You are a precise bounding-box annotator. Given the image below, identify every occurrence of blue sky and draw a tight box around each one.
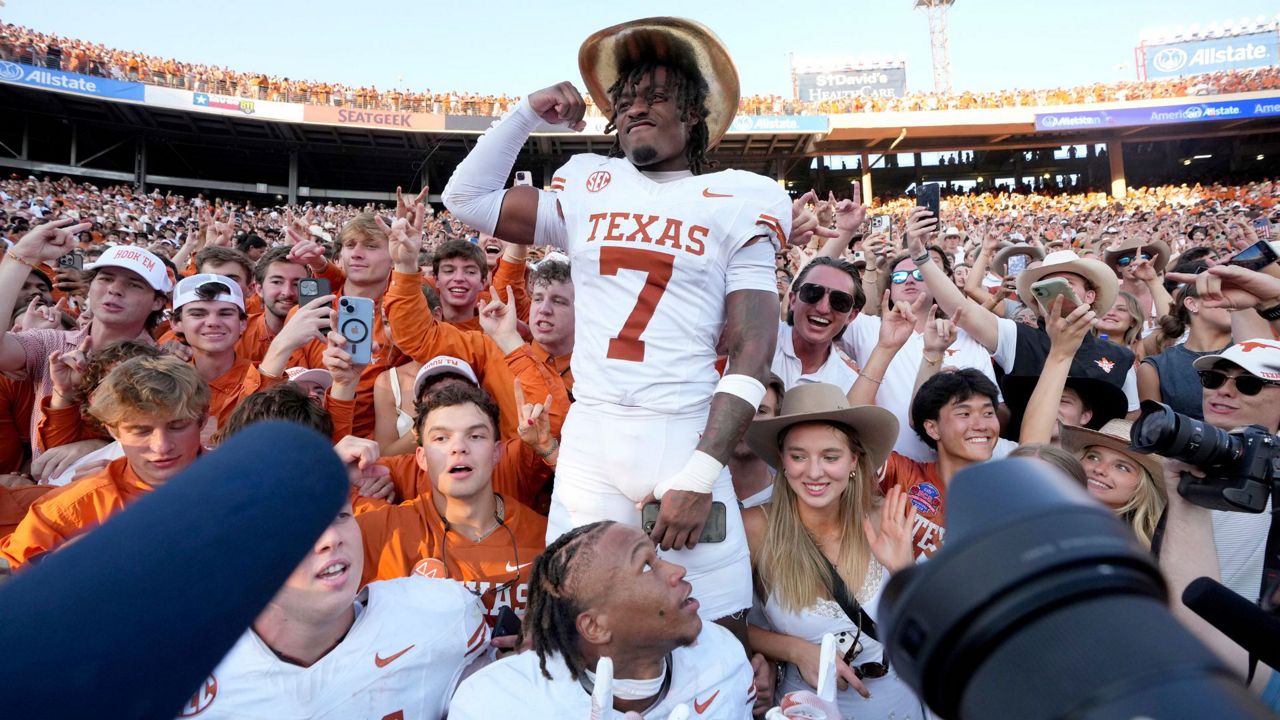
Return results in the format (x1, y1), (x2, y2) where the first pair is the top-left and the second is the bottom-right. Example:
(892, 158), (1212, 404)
(6, 1), (1279, 96)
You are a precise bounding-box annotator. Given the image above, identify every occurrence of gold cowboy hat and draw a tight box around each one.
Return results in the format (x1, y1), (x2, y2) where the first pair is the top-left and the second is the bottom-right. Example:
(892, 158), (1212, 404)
(578, 17), (740, 148)
(745, 383), (899, 472)
(1015, 249), (1118, 315)
(1060, 418), (1166, 482)
(1103, 237), (1171, 274)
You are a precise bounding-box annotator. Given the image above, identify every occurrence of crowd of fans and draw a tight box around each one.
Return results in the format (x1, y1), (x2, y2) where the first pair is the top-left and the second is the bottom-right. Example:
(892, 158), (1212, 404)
(5, 23), (1280, 117)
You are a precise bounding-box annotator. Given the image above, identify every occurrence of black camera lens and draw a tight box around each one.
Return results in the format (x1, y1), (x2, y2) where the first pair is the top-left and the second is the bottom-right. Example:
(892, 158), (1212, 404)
(1130, 400), (1242, 470)
(299, 280), (316, 293)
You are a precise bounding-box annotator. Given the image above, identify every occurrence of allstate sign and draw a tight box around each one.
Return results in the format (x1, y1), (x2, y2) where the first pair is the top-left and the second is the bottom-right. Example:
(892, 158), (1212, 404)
(0, 60), (145, 100)
(1143, 31), (1278, 79)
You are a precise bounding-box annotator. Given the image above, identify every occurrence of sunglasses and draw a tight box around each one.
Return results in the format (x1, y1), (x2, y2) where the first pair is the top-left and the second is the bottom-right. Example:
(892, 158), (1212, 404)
(890, 269), (924, 284)
(844, 611), (889, 680)
(1197, 369), (1280, 396)
(797, 283), (855, 313)
(1116, 253), (1149, 267)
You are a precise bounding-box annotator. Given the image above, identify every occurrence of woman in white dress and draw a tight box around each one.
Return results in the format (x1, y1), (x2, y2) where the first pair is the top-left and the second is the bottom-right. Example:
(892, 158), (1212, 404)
(742, 382), (925, 719)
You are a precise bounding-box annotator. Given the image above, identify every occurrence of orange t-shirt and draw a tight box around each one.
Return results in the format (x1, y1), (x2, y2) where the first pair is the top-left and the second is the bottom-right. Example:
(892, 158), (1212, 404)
(202, 355), (278, 432)
(357, 492), (547, 625)
(0, 457), (153, 569)
(235, 313), (276, 363)
(880, 452), (946, 559)
(0, 484), (56, 541)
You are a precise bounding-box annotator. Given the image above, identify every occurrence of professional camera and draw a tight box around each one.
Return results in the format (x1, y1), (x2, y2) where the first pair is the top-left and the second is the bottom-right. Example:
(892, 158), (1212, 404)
(880, 458), (1271, 720)
(1129, 399), (1279, 513)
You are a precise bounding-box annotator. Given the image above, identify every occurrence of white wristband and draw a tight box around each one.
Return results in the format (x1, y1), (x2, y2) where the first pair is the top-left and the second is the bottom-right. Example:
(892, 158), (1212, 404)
(715, 373), (766, 409)
(653, 450), (723, 499)
(441, 100), (541, 235)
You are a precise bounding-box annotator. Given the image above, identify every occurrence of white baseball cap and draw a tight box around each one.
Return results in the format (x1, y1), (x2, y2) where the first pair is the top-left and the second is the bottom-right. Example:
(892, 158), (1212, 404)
(285, 366), (333, 389)
(943, 226), (964, 237)
(1193, 339), (1280, 381)
(85, 245), (173, 292)
(173, 273), (246, 311)
(412, 355), (480, 398)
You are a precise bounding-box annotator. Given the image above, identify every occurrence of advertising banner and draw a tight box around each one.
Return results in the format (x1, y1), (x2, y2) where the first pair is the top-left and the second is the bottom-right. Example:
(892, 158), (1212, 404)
(1141, 31), (1279, 79)
(144, 86), (303, 122)
(303, 105), (444, 131)
(795, 66), (906, 103)
(728, 115), (829, 134)
(0, 60), (144, 101)
(1034, 93), (1280, 131)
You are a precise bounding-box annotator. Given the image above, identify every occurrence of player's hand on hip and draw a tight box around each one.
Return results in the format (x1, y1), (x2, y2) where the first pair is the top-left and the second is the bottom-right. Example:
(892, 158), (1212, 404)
(527, 82), (587, 131)
(640, 489), (712, 551)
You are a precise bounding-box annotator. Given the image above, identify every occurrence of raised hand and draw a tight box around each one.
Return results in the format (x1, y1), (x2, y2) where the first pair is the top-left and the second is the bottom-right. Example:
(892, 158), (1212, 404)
(876, 289), (917, 350)
(48, 333), (93, 408)
(514, 377), (555, 458)
(1167, 265), (1280, 311)
(833, 183), (867, 237)
(13, 297), (67, 333)
(863, 484), (918, 572)
(1045, 296), (1096, 358)
(322, 330), (363, 400)
(791, 191), (841, 246)
(527, 82), (587, 131)
(1130, 255), (1159, 283)
(9, 217), (92, 265)
(479, 286), (521, 352)
(922, 304), (957, 359)
(904, 206), (938, 259)
(376, 211), (423, 274)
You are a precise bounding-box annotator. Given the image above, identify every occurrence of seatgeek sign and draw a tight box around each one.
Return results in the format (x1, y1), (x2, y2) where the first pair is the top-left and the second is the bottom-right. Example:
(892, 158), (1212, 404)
(1141, 32), (1279, 79)
(1035, 94), (1280, 131)
(0, 60), (144, 101)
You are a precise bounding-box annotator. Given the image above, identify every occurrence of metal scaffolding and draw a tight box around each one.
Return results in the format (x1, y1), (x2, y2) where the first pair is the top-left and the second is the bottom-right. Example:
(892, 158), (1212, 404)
(914, 0), (956, 94)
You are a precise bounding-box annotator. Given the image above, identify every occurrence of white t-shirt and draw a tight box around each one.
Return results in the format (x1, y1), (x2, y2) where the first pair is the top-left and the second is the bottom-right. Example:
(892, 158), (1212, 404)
(547, 154), (790, 413)
(839, 313), (1002, 461)
(1212, 499), (1271, 602)
(449, 622), (754, 720)
(994, 317), (1139, 411)
(772, 324), (859, 394)
(183, 577), (489, 720)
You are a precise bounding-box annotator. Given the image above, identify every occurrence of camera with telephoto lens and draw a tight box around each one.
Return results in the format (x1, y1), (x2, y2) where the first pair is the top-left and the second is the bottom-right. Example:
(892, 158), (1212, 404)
(1129, 399), (1279, 513)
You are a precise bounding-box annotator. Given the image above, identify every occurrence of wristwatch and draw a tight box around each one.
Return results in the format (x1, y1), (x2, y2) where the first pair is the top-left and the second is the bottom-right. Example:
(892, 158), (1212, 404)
(1258, 302), (1280, 321)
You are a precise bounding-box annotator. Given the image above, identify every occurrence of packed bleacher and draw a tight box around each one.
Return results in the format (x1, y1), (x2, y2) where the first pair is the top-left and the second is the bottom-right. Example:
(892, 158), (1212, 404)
(3, 13), (1280, 720)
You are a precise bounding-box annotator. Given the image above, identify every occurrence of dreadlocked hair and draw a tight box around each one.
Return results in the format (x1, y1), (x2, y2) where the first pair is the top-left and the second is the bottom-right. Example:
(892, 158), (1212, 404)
(522, 520), (614, 681)
(604, 62), (714, 175)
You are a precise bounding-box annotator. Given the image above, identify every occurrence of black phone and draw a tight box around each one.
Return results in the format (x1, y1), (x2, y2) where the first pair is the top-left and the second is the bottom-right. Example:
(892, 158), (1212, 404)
(641, 501), (728, 544)
(297, 277), (331, 335)
(493, 605), (522, 639)
(917, 183), (941, 221)
(1228, 239), (1280, 278)
(56, 252), (83, 271)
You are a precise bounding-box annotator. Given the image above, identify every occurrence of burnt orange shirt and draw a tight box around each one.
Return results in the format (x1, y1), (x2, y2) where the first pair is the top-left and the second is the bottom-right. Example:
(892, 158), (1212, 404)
(0, 457), (152, 569)
(202, 355), (278, 432)
(377, 439), (553, 514)
(0, 377), (34, 473)
(35, 397), (107, 453)
(235, 313), (276, 363)
(880, 452), (946, 559)
(530, 343), (574, 397)
(0, 485), (55, 541)
(356, 492), (547, 624)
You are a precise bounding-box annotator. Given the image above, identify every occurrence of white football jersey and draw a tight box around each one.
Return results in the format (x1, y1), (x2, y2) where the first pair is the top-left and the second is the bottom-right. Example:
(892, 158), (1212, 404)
(548, 155), (790, 413)
(179, 577), (489, 720)
(449, 621), (754, 719)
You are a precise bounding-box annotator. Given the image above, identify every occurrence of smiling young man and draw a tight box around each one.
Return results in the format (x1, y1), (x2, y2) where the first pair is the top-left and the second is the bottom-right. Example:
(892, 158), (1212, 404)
(0, 356), (207, 569)
(772, 257), (863, 394)
(237, 246), (308, 362)
(357, 383), (547, 627)
(449, 520), (755, 719)
(434, 239), (491, 331)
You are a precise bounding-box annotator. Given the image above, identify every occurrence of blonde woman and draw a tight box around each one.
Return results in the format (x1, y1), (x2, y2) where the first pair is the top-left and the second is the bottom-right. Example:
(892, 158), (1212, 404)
(1096, 291), (1144, 356)
(1061, 419), (1168, 548)
(742, 383), (923, 718)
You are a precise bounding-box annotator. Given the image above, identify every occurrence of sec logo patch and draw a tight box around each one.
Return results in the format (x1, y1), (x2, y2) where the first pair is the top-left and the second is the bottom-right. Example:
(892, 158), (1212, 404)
(585, 171), (611, 192)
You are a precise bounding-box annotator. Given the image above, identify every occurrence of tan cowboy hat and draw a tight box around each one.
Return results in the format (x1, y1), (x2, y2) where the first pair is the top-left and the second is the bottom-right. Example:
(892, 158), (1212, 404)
(1103, 237), (1171, 274)
(745, 383), (899, 472)
(1061, 418), (1166, 481)
(1015, 249), (1118, 315)
(991, 242), (1046, 277)
(578, 17), (740, 148)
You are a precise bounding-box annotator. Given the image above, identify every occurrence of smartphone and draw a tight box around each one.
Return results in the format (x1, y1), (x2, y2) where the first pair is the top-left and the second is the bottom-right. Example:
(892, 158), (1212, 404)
(1030, 278), (1080, 315)
(514, 170), (533, 187)
(833, 629), (862, 664)
(493, 605), (522, 640)
(641, 501), (727, 544)
(337, 295), (375, 365)
(298, 277), (330, 307)
(56, 252), (83, 271)
(916, 183), (941, 221)
(1006, 253), (1029, 276)
(870, 215), (891, 234)
(852, 250), (866, 265)
(1228, 239), (1280, 278)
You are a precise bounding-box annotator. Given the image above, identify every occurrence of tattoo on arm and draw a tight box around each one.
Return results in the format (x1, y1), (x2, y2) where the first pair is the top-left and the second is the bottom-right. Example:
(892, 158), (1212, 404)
(697, 290), (778, 463)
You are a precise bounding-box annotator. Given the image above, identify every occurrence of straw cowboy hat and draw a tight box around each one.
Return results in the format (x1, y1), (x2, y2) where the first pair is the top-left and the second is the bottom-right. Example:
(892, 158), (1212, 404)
(1015, 249), (1118, 315)
(1061, 418), (1166, 481)
(992, 242), (1046, 277)
(578, 17), (740, 148)
(745, 383), (899, 471)
(1104, 236), (1171, 274)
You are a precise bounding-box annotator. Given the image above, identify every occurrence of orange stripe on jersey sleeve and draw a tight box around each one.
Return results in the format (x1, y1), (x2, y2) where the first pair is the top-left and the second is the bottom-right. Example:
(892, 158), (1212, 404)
(552, 176), (566, 183)
(758, 215), (786, 246)
(465, 620), (488, 656)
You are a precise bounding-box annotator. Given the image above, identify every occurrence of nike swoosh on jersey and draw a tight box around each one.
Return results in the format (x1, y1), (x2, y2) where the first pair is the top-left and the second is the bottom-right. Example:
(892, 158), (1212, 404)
(505, 561), (533, 573)
(374, 644), (415, 668)
(702, 188), (733, 198)
(695, 689), (720, 714)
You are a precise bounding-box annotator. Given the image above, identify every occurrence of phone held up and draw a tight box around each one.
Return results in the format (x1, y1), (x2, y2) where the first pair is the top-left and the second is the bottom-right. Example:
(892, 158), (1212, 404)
(514, 171), (533, 187)
(1228, 239), (1280, 279)
(641, 501), (728, 544)
(916, 183), (941, 221)
(337, 296), (375, 365)
(1030, 278), (1081, 315)
(56, 252), (84, 271)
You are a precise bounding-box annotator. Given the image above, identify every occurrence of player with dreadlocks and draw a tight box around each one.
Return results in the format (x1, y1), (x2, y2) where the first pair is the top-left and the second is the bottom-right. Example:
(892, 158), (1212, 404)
(449, 520), (756, 719)
(443, 17), (791, 644)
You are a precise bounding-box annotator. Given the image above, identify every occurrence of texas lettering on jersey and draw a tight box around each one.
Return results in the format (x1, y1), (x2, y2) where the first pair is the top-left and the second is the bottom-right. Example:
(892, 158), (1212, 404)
(585, 211), (707, 256)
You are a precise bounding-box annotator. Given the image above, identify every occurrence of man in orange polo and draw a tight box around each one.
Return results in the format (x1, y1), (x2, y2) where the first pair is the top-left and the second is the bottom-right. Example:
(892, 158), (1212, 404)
(0, 355), (208, 570)
(527, 258), (575, 396)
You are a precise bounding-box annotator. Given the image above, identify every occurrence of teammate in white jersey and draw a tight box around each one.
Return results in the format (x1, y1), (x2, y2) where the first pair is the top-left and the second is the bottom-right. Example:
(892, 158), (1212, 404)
(443, 18), (789, 631)
(450, 521), (756, 720)
(178, 502), (490, 720)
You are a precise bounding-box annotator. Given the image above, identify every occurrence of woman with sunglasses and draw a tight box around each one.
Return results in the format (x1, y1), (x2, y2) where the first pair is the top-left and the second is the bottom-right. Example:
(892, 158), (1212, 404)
(1103, 238), (1173, 342)
(741, 383), (925, 718)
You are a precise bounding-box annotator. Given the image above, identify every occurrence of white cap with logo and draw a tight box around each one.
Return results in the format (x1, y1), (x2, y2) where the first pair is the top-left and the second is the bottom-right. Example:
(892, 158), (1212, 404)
(173, 273), (246, 311)
(1192, 339), (1280, 381)
(285, 366), (333, 389)
(412, 355), (480, 399)
(85, 245), (173, 292)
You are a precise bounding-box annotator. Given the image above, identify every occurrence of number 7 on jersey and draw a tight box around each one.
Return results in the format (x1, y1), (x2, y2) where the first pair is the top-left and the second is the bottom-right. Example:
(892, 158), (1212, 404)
(600, 246), (675, 362)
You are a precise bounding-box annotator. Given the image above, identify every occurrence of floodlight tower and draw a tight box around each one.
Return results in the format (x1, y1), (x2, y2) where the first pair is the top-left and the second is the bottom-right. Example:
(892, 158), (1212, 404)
(914, 0), (955, 94)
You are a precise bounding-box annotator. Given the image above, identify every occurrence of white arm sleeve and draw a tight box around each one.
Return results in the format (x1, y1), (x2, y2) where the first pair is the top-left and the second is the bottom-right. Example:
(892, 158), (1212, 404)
(1123, 366), (1140, 411)
(725, 240), (776, 294)
(993, 317), (1019, 372)
(535, 188), (567, 250)
(441, 101), (542, 235)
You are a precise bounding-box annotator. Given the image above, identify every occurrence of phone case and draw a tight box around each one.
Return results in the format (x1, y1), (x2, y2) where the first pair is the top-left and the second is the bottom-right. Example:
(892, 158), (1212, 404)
(337, 296), (375, 365)
(641, 501), (728, 543)
(297, 278), (330, 307)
